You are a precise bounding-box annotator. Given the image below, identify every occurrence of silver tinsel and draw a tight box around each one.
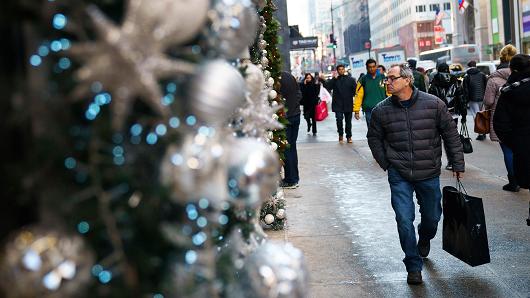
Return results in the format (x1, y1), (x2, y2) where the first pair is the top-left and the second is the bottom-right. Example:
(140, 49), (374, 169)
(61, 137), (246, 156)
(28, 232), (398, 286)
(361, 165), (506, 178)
(0, 226), (94, 298)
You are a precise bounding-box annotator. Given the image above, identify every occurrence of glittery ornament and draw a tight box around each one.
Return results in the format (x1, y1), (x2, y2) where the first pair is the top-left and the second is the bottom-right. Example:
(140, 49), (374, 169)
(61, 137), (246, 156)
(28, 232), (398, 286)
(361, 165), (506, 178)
(226, 139), (280, 209)
(188, 60), (246, 126)
(207, 0), (259, 59)
(270, 142), (278, 151)
(243, 62), (265, 101)
(261, 57), (269, 66)
(0, 226), (94, 297)
(264, 214), (274, 225)
(239, 242), (308, 298)
(69, 1), (204, 130)
(160, 134), (227, 204)
(268, 90), (277, 100)
(258, 40), (267, 50)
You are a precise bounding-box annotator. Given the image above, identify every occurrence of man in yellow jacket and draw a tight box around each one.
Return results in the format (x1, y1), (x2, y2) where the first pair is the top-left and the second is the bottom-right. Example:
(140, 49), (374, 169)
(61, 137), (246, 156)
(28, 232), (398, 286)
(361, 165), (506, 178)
(354, 58), (390, 126)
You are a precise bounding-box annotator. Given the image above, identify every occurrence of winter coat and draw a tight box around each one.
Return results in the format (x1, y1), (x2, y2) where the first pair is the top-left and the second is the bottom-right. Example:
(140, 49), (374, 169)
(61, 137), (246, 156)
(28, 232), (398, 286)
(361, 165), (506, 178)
(300, 82), (320, 118)
(463, 67), (488, 102)
(493, 72), (530, 188)
(412, 69), (427, 92)
(280, 71), (302, 118)
(483, 68), (511, 142)
(367, 88), (465, 181)
(323, 75), (356, 112)
(428, 72), (466, 117)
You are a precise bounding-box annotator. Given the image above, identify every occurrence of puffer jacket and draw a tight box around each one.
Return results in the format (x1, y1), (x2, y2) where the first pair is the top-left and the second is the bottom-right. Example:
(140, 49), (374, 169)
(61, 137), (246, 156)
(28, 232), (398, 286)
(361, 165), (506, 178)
(493, 72), (530, 188)
(463, 67), (488, 102)
(483, 68), (511, 142)
(323, 75), (356, 112)
(428, 72), (466, 116)
(367, 88), (465, 181)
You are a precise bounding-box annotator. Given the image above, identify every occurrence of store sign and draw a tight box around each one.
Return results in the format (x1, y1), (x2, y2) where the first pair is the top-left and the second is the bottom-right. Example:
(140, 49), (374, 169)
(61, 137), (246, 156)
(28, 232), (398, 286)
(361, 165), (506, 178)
(290, 37), (318, 49)
(434, 25), (445, 45)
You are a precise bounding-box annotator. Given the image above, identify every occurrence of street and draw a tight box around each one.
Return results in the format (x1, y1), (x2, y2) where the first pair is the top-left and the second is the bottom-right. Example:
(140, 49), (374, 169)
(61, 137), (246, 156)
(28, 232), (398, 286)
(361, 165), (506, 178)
(268, 107), (530, 298)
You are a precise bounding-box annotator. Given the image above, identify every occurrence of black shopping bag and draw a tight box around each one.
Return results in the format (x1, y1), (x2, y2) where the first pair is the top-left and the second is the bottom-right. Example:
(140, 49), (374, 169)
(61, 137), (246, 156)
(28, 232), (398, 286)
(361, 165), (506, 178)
(460, 121), (473, 154)
(442, 180), (490, 266)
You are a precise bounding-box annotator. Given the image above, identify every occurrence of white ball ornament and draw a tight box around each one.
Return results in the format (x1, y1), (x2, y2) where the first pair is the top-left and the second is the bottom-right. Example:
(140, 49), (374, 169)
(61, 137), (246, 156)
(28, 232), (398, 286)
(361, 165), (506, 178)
(264, 214), (275, 225)
(271, 142), (278, 151)
(268, 90), (277, 99)
(276, 208), (285, 219)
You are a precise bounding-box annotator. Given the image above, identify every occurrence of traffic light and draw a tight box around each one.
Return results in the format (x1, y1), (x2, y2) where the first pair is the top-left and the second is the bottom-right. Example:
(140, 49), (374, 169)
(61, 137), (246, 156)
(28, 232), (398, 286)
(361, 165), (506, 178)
(328, 33), (337, 49)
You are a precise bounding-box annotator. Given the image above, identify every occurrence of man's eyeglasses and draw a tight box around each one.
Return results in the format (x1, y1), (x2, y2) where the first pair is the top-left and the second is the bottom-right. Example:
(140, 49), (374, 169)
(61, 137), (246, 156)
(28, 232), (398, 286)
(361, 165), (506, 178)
(384, 76), (402, 83)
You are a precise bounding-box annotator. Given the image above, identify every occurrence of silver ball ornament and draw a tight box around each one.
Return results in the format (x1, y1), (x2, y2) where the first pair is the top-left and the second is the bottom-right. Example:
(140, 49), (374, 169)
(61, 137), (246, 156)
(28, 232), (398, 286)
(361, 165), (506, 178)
(239, 242), (308, 298)
(189, 60), (246, 126)
(226, 139), (280, 209)
(207, 0), (259, 59)
(0, 226), (94, 297)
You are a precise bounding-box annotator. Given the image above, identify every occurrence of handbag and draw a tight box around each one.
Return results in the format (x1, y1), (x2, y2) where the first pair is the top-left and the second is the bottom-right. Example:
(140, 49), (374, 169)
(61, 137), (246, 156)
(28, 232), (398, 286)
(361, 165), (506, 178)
(315, 100), (328, 121)
(460, 121), (473, 154)
(442, 179), (490, 266)
(474, 109), (491, 134)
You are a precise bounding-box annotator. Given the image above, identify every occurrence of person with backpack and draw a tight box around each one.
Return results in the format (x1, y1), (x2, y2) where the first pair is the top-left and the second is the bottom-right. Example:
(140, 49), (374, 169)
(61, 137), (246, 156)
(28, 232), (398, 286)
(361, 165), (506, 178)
(354, 59), (388, 127)
(428, 62), (466, 170)
(407, 59), (427, 92)
(463, 60), (488, 140)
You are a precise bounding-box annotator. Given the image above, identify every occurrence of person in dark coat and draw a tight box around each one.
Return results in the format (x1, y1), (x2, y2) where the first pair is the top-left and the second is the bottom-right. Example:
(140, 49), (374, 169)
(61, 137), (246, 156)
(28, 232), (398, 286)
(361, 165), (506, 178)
(407, 59), (427, 92)
(493, 54), (530, 225)
(300, 73), (320, 135)
(320, 65), (356, 143)
(428, 63), (466, 171)
(368, 63), (464, 285)
(279, 71), (302, 189)
(463, 60), (488, 140)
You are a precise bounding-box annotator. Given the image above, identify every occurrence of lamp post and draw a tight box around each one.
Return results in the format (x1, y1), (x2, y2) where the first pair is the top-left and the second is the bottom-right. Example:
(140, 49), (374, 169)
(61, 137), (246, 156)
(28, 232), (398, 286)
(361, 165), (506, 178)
(330, 0), (357, 67)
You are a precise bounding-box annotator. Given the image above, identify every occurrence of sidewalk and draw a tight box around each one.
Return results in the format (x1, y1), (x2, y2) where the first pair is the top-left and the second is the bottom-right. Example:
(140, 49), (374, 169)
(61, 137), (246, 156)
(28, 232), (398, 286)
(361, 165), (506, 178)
(268, 110), (530, 297)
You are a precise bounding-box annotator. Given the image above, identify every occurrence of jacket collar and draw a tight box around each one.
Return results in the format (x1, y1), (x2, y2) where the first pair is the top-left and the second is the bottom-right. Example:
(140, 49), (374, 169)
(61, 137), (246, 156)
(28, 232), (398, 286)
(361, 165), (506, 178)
(391, 87), (419, 108)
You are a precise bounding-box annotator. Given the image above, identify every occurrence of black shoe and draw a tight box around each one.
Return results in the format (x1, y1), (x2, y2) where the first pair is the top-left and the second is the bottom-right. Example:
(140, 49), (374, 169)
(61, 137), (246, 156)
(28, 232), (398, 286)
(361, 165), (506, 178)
(280, 181), (299, 189)
(312, 132), (317, 136)
(417, 239), (430, 258)
(503, 175), (520, 192)
(476, 134), (486, 141)
(407, 271), (423, 285)
(445, 164), (453, 171)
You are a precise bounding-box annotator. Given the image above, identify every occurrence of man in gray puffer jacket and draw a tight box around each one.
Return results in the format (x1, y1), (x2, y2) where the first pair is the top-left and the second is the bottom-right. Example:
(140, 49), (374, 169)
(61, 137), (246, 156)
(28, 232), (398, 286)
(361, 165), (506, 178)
(367, 64), (464, 285)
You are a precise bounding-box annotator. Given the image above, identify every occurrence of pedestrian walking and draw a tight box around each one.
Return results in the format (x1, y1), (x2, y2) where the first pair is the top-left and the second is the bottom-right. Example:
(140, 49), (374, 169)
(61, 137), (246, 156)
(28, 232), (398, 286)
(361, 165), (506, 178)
(354, 58), (388, 127)
(416, 67), (430, 91)
(483, 44), (519, 192)
(279, 71), (302, 189)
(428, 62), (466, 171)
(407, 59), (427, 92)
(463, 60), (488, 140)
(493, 54), (530, 224)
(321, 65), (356, 143)
(300, 73), (320, 136)
(367, 63), (465, 285)
(377, 64), (387, 76)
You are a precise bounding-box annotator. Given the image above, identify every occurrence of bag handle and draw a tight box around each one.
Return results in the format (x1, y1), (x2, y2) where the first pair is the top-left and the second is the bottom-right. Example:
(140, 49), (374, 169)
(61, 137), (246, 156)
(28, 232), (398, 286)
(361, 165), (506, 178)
(460, 121), (470, 138)
(456, 177), (468, 196)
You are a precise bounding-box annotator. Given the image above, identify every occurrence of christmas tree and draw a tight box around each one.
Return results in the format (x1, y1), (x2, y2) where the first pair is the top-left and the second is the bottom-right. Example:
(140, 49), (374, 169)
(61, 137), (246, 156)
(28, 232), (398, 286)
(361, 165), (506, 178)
(0, 0), (307, 297)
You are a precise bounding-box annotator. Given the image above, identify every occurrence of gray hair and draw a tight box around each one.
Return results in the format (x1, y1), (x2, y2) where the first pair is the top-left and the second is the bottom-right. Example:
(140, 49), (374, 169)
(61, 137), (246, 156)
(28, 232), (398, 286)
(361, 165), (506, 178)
(390, 63), (414, 87)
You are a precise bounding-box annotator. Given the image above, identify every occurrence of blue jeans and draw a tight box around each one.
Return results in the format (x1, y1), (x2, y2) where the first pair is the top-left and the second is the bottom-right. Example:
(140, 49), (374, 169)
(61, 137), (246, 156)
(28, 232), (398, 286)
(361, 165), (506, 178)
(500, 143), (515, 177)
(335, 112), (352, 138)
(364, 108), (373, 127)
(284, 114), (300, 184)
(387, 167), (442, 272)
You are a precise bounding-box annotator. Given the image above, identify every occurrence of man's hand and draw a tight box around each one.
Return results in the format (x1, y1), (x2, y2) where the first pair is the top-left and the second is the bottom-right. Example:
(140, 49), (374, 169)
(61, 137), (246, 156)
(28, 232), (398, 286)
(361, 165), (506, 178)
(453, 171), (464, 179)
(354, 112), (360, 120)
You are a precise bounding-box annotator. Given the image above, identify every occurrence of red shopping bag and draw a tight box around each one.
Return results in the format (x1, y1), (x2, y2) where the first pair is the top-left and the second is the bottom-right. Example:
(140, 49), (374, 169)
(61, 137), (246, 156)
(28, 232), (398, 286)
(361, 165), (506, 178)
(315, 101), (328, 121)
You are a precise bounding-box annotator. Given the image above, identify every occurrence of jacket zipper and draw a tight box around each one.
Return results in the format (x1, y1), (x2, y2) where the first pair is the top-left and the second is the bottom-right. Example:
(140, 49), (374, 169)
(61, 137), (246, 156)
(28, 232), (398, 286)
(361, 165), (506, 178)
(405, 107), (413, 177)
